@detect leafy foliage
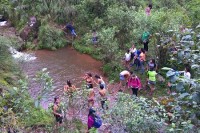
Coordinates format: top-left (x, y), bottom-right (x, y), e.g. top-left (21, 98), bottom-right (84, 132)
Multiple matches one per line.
top-left (38, 24), bottom-right (67, 50)
top-left (159, 26), bottom-right (200, 132)
top-left (1, 0), bottom-right (200, 132)
top-left (33, 68), bottom-right (53, 107)
top-left (103, 93), bottom-right (166, 132)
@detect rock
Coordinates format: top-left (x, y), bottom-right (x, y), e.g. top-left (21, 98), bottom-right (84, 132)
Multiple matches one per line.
top-left (157, 74), bottom-right (165, 82)
top-left (190, 114), bottom-right (198, 125)
top-left (20, 16), bottom-right (40, 42)
top-left (181, 35), bottom-right (192, 41)
top-left (0, 15), bottom-right (6, 22)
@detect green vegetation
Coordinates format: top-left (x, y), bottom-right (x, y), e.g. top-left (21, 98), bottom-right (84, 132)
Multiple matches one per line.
top-left (0, 36), bottom-right (54, 132)
top-left (0, 36), bottom-right (20, 86)
top-left (38, 24), bottom-right (67, 50)
top-left (0, 0), bottom-right (200, 132)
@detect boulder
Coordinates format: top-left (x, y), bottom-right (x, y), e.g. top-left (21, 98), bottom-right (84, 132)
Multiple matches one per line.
top-left (20, 16), bottom-right (39, 41)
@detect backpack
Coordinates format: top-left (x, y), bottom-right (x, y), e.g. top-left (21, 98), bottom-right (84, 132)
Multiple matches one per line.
top-left (130, 77), bottom-right (141, 89)
top-left (93, 115), bottom-right (102, 128)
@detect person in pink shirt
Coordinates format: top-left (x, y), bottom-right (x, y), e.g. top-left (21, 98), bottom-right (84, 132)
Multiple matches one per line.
top-left (128, 74), bottom-right (142, 96)
top-left (145, 4), bottom-right (152, 16)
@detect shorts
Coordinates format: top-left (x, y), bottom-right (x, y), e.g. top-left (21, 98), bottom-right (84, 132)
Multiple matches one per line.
top-left (92, 37), bottom-right (98, 42)
top-left (71, 29), bottom-right (77, 36)
top-left (86, 84), bottom-right (93, 89)
top-left (120, 74), bottom-right (125, 80)
top-left (131, 53), bottom-right (135, 59)
top-left (55, 115), bottom-right (63, 124)
top-left (148, 80), bottom-right (156, 85)
top-left (100, 83), bottom-right (106, 89)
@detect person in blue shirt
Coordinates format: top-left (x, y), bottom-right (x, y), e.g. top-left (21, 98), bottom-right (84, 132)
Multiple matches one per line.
top-left (65, 22), bottom-right (77, 37)
top-left (132, 48), bottom-right (142, 70)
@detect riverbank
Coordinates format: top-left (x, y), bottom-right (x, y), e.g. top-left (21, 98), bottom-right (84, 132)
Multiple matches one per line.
top-left (0, 24), bottom-right (56, 132)
top-left (1, 25), bottom-right (111, 132)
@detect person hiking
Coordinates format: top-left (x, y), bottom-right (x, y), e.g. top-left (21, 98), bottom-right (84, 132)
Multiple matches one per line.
top-left (88, 108), bottom-right (96, 132)
top-left (64, 22), bottom-right (77, 38)
top-left (181, 66), bottom-right (191, 79)
top-left (147, 69), bottom-right (157, 96)
top-left (88, 88), bottom-right (95, 108)
top-left (64, 80), bottom-right (76, 98)
top-left (145, 3), bottom-right (152, 16)
top-left (147, 59), bottom-right (157, 71)
top-left (132, 48), bottom-right (142, 70)
top-left (83, 73), bottom-right (94, 89)
top-left (92, 29), bottom-right (98, 45)
top-left (83, 73), bottom-right (95, 107)
top-left (119, 70), bottom-right (131, 91)
top-left (130, 44), bottom-right (137, 60)
top-left (167, 66), bottom-right (191, 94)
top-left (64, 80), bottom-right (76, 93)
top-left (141, 31), bottom-right (151, 52)
top-left (128, 74), bottom-right (141, 96)
top-left (94, 74), bottom-right (106, 89)
top-left (87, 107), bottom-right (102, 132)
top-left (53, 96), bottom-right (63, 127)
top-left (139, 48), bottom-right (146, 74)
top-left (124, 49), bottom-right (131, 69)
top-left (133, 54), bottom-right (140, 70)
top-left (99, 84), bottom-right (108, 109)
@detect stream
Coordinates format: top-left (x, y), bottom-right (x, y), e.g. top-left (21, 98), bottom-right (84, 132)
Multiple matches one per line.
top-left (21, 46), bottom-right (103, 109)
top-left (3, 24), bottom-right (110, 131)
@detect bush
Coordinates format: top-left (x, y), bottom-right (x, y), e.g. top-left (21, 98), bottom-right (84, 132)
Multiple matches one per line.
top-left (73, 41), bottom-right (94, 54)
top-left (38, 24), bottom-right (67, 50)
top-left (103, 93), bottom-right (166, 132)
top-left (103, 62), bottom-right (123, 81)
top-left (0, 36), bottom-right (21, 86)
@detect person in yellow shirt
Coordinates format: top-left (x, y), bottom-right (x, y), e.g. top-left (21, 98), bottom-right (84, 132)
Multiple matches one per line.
top-left (147, 69), bottom-right (157, 96)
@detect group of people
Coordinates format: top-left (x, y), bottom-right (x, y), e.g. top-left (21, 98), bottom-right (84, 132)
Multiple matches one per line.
top-left (55, 6), bottom-right (153, 131)
top-left (124, 29), bottom-right (151, 72)
top-left (53, 72), bottom-right (107, 131)
top-left (120, 58), bottom-right (157, 97)
top-left (53, 3), bottom-right (193, 132)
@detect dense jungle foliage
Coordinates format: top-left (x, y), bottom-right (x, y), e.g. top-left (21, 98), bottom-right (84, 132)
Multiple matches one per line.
top-left (0, 0), bottom-right (200, 132)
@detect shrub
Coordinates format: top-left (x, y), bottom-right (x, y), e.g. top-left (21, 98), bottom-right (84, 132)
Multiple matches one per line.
top-left (38, 24), bottom-right (67, 50)
top-left (73, 41), bottom-right (94, 54)
top-left (103, 93), bottom-right (166, 132)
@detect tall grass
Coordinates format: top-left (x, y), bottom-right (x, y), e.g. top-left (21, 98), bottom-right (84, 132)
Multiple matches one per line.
top-left (34, 0), bottom-right (77, 23)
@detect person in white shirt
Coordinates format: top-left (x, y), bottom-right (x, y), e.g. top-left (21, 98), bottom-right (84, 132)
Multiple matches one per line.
top-left (124, 50), bottom-right (131, 69)
top-left (125, 49), bottom-right (131, 61)
top-left (130, 44), bottom-right (137, 60)
top-left (183, 66), bottom-right (191, 79)
top-left (168, 66), bottom-right (191, 94)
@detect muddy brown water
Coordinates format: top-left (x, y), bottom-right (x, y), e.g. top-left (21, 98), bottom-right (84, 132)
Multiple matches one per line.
top-left (22, 46), bottom-right (120, 132)
top-left (22, 46), bottom-right (103, 109)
